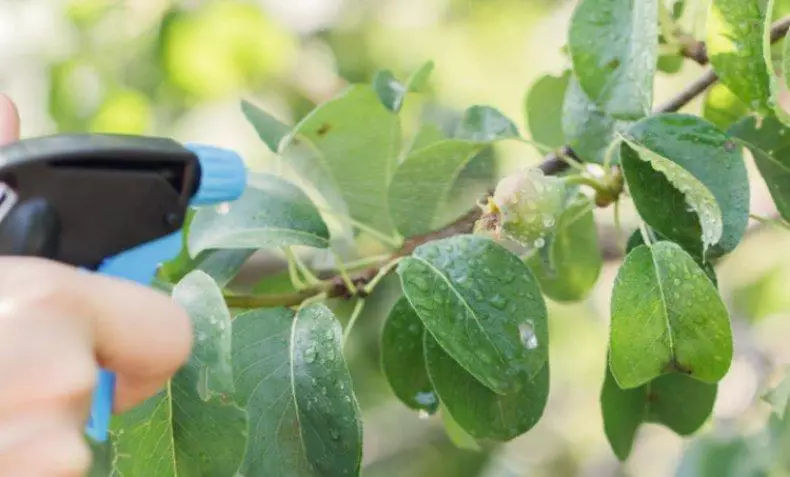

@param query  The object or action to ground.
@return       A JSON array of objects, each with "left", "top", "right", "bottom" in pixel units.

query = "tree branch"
[{"left": 226, "top": 16, "right": 790, "bottom": 309}]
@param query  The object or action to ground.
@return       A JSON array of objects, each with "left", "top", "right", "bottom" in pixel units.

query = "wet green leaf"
[
  {"left": 188, "top": 173, "right": 330, "bottom": 256},
  {"left": 609, "top": 242, "right": 733, "bottom": 388},
  {"left": 703, "top": 83, "right": 750, "bottom": 130},
  {"left": 397, "top": 235, "right": 549, "bottom": 395},
  {"left": 525, "top": 71, "right": 570, "bottom": 149},
  {"left": 241, "top": 99, "right": 291, "bottom": 153},
  {"left": 526, "top": 194, "right": 602, "bottom": 302},
  {"left": 626, "top": 227, "right": 718, "bottom": 287},
  {"left": 729, "top": 115, "right": 790, "bottom": 221},
  {"left": 233, "top": 305, "right": 363, "bottom": 476},
  {"left": 621, "top": 113, "right": 749, "bottom": 258},
  {"left": 424, "top": 334, "right": 549, "bottom": 440},
  {"left": 707, "top": 0, "right": 772, "bottom": 115},
  {"left": 111, "top": 272, "right": 247, "bottom": 476},
  {"left": 171, "top": 271, "right": 235, "bottom": 399},
  {"left": 381, "top": 297, "right": 439, "bottom": 414},
  {"left": 601, "top": 366, "right": 717, "bottom": 461},
  {"left": 281, "top": 84, "right": 400, "bottom": 234},
  {"left": 563, "top": 75, "right": 631, "bottom": 164},
  {"left": 568, "top": 0, "right": 658, "bottom": 119}
]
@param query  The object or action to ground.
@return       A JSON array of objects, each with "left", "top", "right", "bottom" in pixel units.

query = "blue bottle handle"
[{"left": 83, "top": 231, "right": 184, "bottom": 442}]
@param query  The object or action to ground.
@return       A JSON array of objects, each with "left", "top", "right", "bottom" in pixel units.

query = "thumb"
[{"left": 0, "top": 94, "right": 20, "bottom": 146}]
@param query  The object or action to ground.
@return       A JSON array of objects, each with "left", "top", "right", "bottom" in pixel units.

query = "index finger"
[{"left": 0, "top": 257, "right": 193, "bottom": 411}]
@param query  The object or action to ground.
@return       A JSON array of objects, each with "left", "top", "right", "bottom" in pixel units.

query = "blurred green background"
[{"left": 4, "top": 0, "right": 790, "bottom": 475}]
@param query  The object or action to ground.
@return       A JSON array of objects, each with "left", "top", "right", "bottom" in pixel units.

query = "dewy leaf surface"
[
  {"left": 707, "top": 0, "right": 772, "bottom": 115},
  {"left": 609, "top": 242, "right": 733, "bottom": 389},
  {"left": 233, "top": 305, "right": 363, "bottom": 476},
  {"left": 381, "top": 297, "right": 439, "bottom": 414},
  {"left": 526, "top": 194, "right": 602, "bottom": 303},
  {"left": 188, "top": 173, "right": 330, "bottom": 256},
  {"left": 563, "top": 75, "right": 631, "bottom": 164},
  {"left": 424, "top": 334, "right": 549, "bottom": 441},
  {"left": 729, "top": 115, "right": 790, "bottom": 221},
  {"left": 525, "top": 71, "right": 570, "bottom": 149},
  {"left": 621, "top": 113, "right": 749, "bottom": 258},
  {"left": 280, "top": 84, "right": 399, "bottom": 235},
  {"left": 171, "top": 271, "right": 234, "bottom": 399},
  {"left": 397, "top": 235, "right": 549, "bottom": 395},
  {"left": 111, "top": 272, "right": 247, "bottom": 477},
  {"left": 568, "top": 0, "right": 658, "bottom": 119},
  {"left": 601, "top": 366, "right": 717, "bottom": 461}
]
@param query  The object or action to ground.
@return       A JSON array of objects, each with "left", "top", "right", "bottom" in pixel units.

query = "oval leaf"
[
  {"left": 526, "top": 194, "right": 602, "bottom": 302},
  {"left": 729, "top": 115, "right": 790, "bottom": 221},
  {"left": 280, "top": 85, "right": 400, "bottom": 234},
  {"left": 626, "top": 227, "right": 718, "bottom": 287},
  {"left": 621, "top": 113, "right": 749, "bottom": 258},
  {"left": 601, "top": 366, "right": 717, "bottom": 461},
  {"left": 563, "top": 75, "right": 631, "bottom": 164},
  {"left": 373, "top": 61, "right": 434, "bottom": 112},
  {"left": 525, "top": 71, "right": 570, "bottom": 149},
  {"left": 381, "top": 297, "right": 439, "bottom": 414},
  {"left": 111, "top": 272, "right": 247, "bottom": 476},
  {"left": 568, "top": 0, "right": 658, "bottom": 119},
  {"left": 188, "top": 173, "right": 330, "bottom": 256},
  {"left": 388, "top": 140, "right": 484, "bottom": 237},
  {"left": 706, "top": 0, "right": 772, "bottom": 115},
  {"left": 453, "top": 106, "right": 519, "bottom": 142},
  {"left": 241, "top": 99, "right": 291, "bottom": 153},
  {"left": 233, "top": 305, "right": 363, "bottom": 476},
  {"left": 171, "top": 270, "right": 235, "bottom": 399},
  {"left": 397, "top": 235, "right": 549, "bottom": 395},
  {"left": 424, "top": 334, "right": 549, "bottom": 441},
  {"left": 609, "top": 241, "right": 733, "bottom": 389}
]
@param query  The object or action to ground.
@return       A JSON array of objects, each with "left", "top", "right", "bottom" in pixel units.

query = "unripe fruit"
[{"left": 477, "top": 168, "right": 566, "bottom": 249}]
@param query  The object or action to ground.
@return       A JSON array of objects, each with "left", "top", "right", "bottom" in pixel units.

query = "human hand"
[{"left": 0, "top": 94, "right": 193, "bottom": 476}]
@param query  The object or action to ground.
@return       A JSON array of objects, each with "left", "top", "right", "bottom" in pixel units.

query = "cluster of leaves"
[{"left": 89, "top": 0, "right": 790, "bottom": 475}]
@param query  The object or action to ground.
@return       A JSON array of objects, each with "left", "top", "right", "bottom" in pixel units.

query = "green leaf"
[
  {"left": 88, "top": 440, "right": 113, "bottom": 477},
  {"left": 373, "top": 61, "right": 434, "bottom": 112},
  {"left": 233, "top": 305, "right": 363, "bottom": 476},
  {"left": 397, "top": 235, "right": 549, "bottom": 395},
  {"left": 440, "top": 406, "right": 480, "bottom": 451},
  {"left": 388, "top": 140, "right": 483, "bottom": 237},
  {"left": 381, "top": 296, "right": 439, "bottom": 414},
  {"left": 563, "top": 75, "right": 631, "bottom": 164},
  {"left": 241, "top": 99, "right": 291, "bottom": 153},
  {"left": 763, "top": 0, "right": 790, "bottom": 125},
  {"left": 568, "top": 0, "right": 658, "bottom": 119},
  {"left": 620, "top": 113, "right": 749, "bottom": 258},
  {"left": 194, "top": 249, "right": 256, "bottom": 288},
  {"left": 524, "top": 71, "right": 570, "bottom": 149},
  {"left": 453, "top": 106, "right": 519, "bottom": 142},
  {"left": 281, "top": 84, "right": 399, "bottom": 234},
  {"left": 188, "top": 173, "right": 330, "bottom": 256},
  {"left": 707, "top": 0, "right": 772, "bottom": 115},
  {"left": 111, "top": 272, "right": 247, "bottom": 476},
  {"left": 609, "top": 241, "right": 733, "bottom": 389},
  {"left": 703, "top": 83, "right": 750, "bottom": 130},
  {"left": 424, "top": 333, "right": 549, "bottom": 440},
  {"left": 626, "top": 228, "right": 718, "bottom": 287},
  {"left": 526, "top": 194, "right": 602, "bottom": 302},
  {"left": 601, "top": 365, "right": 717, "bottom": 461},
  {"left": 729, "top": 115, "right": 790, "bottom": 221},
  {"left": 658, "top": 53, "right": 685, "bottom": 74},
  {"left": 172, "top": 271, "right": 235, "bottom": 399},
  {"left": 784, "top": 34, "right": 790, "bottom": 92}
]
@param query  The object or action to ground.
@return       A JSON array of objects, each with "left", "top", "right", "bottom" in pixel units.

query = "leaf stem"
[
  {"left": 638, "top": 221, "right": 654, "bottom": 247},
  {"left": 291, "top": 248, "right": 322, "bottom": 286},
  {"left": 317, "top": 206, "right": 403, "bottom": 248},
  {"left": 332, "top": 250, "right": 357, "bottom": 293},
  {"left": 562, "top": 174, "right": 611, "bottom": 198},
  {"left": 603, "top": 137, "right": 622, "bottom": 170},
  {"left": 555, "top": 149, "right": 588, "bottom": 173},
  {"left": 750, "top": 213, "right": 790, "bottom": 231},
  {"left": 284, "top": 247, "right": 307, "bottom": 290},
  {"left": 299, "top": 291, "right": 329, "bottom": 309},
  {"left": 341, "top": 253, "right": 392, "bottom": 271},
  {"left": 363, "top": 258, "right": 404, "bottom": 295},
  {"left": 614, "top": 199, "right": 626, "bottom": 255},
  {"left": 342, "top": 298, "right": 366, "bottom": 346}
]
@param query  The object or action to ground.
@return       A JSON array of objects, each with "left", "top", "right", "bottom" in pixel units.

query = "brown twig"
[{"left": 224, "top": 16, "right": 790, "bottom": 309}]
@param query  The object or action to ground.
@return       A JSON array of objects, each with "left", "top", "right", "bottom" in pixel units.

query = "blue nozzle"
[{"left": 184, "top": 144, "right": 247, "bottom": 205}]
